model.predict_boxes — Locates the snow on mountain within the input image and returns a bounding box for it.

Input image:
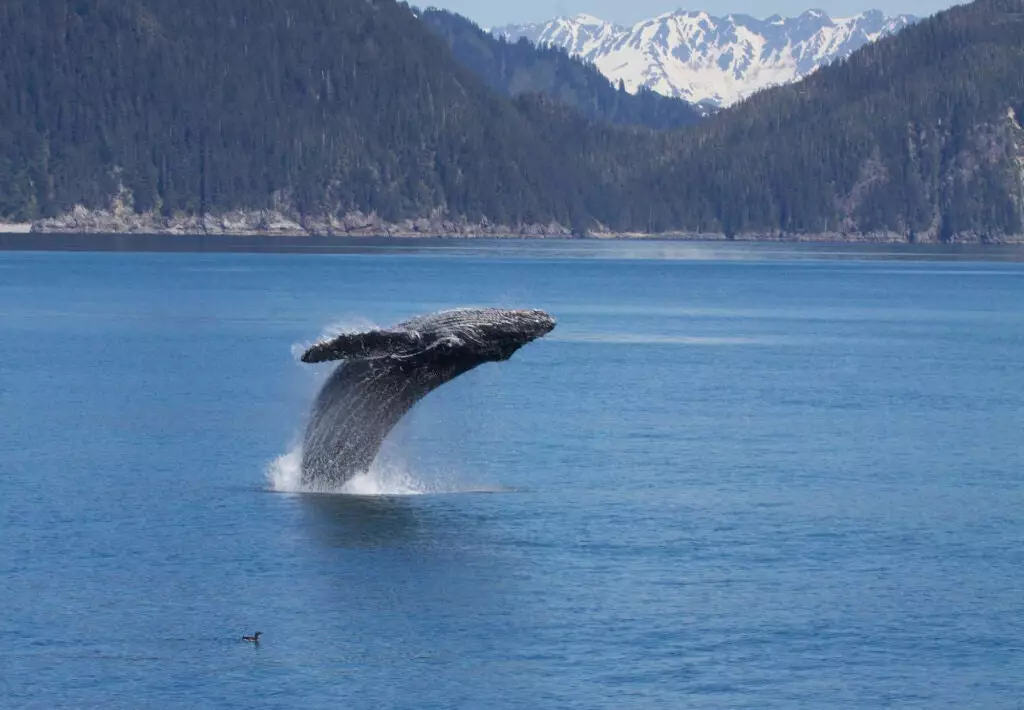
[493,9,917,107]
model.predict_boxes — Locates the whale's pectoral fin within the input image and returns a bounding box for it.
[301,328,423,364]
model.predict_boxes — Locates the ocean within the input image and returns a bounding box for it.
[2,238,1022,708]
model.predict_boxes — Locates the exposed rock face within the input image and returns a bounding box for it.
[30,204,575,238]
[27,205,1024,243]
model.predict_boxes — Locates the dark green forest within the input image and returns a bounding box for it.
[645,0,1024,239]
[0,0,594,225]
[1,0,1023,240]
[418,9,705,130]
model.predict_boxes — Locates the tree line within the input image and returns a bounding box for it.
[0,0,1022,240]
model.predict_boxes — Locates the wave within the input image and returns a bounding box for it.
[553,332,782,346]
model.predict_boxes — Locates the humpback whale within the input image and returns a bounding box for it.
[299,308,556,488]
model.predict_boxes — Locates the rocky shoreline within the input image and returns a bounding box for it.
[11,205,1024,244]
[28,205,577,239]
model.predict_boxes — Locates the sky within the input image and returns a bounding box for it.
[425,1,963,28]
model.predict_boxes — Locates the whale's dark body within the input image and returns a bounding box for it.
[299,308,556,488]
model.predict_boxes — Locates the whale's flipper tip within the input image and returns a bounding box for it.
[301,328,422,364]
[299,346,327,364]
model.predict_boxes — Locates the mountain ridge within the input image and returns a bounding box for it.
[418,8,706,130]
[494,8,917,107]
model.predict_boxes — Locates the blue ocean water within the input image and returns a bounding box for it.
[1,240,1023,709]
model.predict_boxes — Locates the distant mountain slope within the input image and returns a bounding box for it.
[419,9,706,129]
[494,9,916,107]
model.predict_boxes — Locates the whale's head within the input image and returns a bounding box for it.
[407,308,556,362]
[300,308,555,365]
[472,308,556,360]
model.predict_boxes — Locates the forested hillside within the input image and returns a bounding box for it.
[643,0,1024,240]
[419,9,705,130]
[1,0,1023,241]
[0,0,605,226]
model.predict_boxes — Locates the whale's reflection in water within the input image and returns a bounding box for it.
[299,492,428,549]
[295,490,529,644]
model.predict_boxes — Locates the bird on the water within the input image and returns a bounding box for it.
[242,632,262,644]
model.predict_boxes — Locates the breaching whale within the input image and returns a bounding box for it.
[299,307,556,488]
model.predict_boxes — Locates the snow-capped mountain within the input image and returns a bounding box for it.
[493,9,916,107]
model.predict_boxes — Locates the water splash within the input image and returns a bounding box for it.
[265,443,514,496]
[266,444,428,496]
